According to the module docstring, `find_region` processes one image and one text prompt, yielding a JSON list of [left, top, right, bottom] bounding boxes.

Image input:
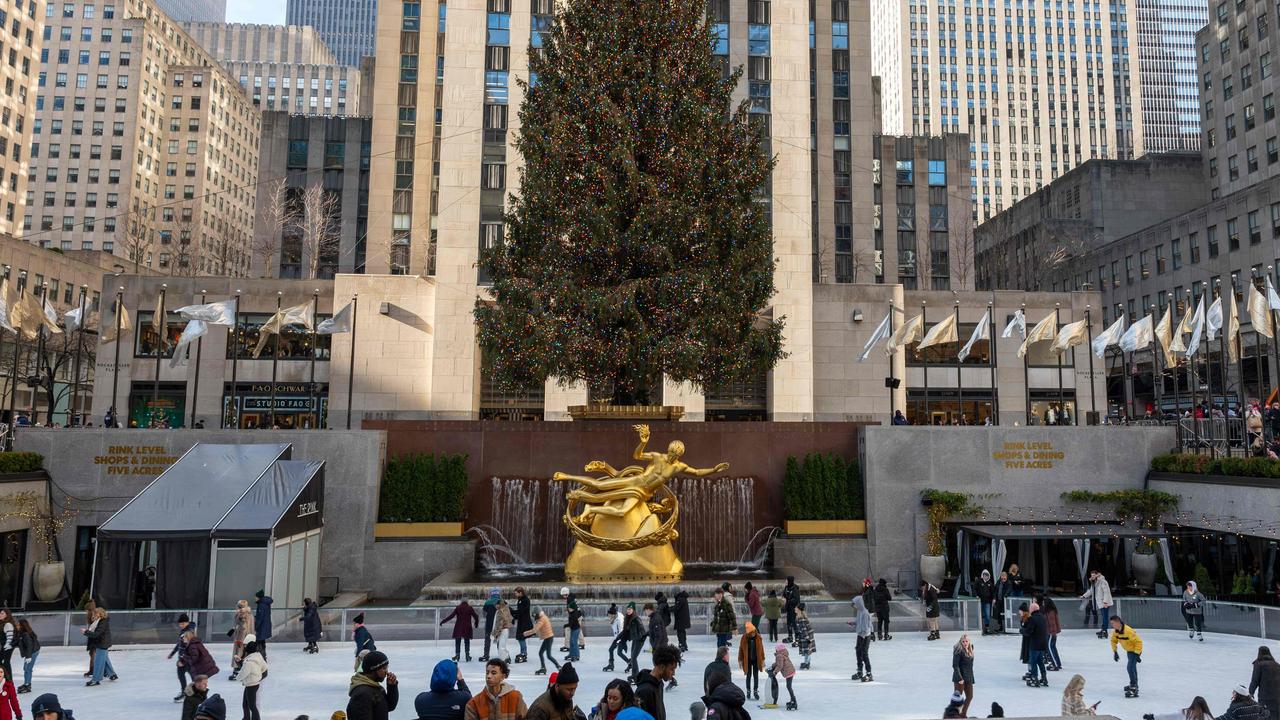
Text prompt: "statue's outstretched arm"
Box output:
[[682, 462, 731, 477]]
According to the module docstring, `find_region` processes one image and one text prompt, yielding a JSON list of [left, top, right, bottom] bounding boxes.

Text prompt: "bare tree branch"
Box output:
[[298, 184, 340, 279], [254, 179, 296, 278]]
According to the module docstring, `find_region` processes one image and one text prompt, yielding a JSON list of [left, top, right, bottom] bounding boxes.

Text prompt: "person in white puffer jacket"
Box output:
[[237, 635, 267, 720]]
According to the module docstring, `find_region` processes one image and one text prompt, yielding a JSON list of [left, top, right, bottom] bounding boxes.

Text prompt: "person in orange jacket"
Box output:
[[737, 622, 765, 701]]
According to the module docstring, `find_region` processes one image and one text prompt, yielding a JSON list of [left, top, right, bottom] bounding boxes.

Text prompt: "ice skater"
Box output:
[[603, 605, 627, 673], [711, 589, 736, 650], [1041, 596, 1062, 671], [1020, 602, 1048, 687], [623, 602, 646, 680], [764, 643, 797, 710], [782, 577, 800, 644], [762, 590, 782, 644], [793, 603, 815, 670], [1082, 570, 1114, 638], [353, 613, 376, 668], [873, 579, 893, 641], [301, 598, 321, 655], [975, 571, 996, 635], [1182, 581, 1206, 641], [514, 587, 533, 664], [1108, 615, 1143, 697], [952, 635, 974, 717], [526, 610, 559, 676], [737, 622, 765, 701], [480, 588, 500, 663], [442, 600, 479, 663], [491, 598, 513, 662], [920, 581, 941, 641], [850, 595, 873, 682], [673, 590, 691, 653]]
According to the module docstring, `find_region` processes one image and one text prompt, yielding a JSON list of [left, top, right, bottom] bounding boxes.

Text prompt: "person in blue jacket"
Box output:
[[414, 658, 472, 720], [252, 591, 273, 659], [301, 598, 322, 654], [354, 613, 377, 662]]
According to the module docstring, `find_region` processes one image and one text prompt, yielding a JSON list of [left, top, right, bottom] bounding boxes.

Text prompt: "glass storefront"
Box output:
[[128, 382, 187, 428], [222, 382, 329, 429]]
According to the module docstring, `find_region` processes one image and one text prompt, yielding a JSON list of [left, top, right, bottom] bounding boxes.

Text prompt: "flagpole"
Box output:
[[1232, 273, 1247, 421], [69, 286, 86, 426], [1086, 306, 1096, 423], [1022, 302, 1031, 425], [309, 289, 319, 429], [228, 290, 241, 429], [954, 300, 961, 423], [1124, 349, 1134, 421], [921, 300, 929, 424], [153, 284, 166, 426], [1150, 304, 1163, 419], [1270, 267, 1280, 417], [2, 265, 13, 435], [1186, 289, 1200, 451], [1055, 303, 1064, 424], [1218, 284, 1231, 455], [346, 294, 358, 430], [1169, 293, 1181, 421], [109, 284, 122, 428], [32, 283, 47, 426], [270, 291, 282, 429], [988, 300, 998, 425], [888, 300, 896, 423], [190, 290, 206, 429]]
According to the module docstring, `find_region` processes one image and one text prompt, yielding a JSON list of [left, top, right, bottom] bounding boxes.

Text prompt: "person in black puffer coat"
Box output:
[[673, 591, 691, 652], [1250, 646, 1280, 720], [301, 598, 322, 654], [702, 671, 749, 720], [872, 579, 892, 641], [1020, 602, 1049, 687], [513, 588, 533, 663], [974, 570, 996, 635]]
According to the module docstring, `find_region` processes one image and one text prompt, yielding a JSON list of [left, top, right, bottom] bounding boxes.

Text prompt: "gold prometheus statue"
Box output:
[[554, 423, 730, 582]]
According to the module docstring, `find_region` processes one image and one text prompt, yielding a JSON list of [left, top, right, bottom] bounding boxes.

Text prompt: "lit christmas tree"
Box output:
[[475, 0, 785, 405]]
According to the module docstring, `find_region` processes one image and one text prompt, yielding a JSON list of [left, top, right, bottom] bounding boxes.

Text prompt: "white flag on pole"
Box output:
[[168, 319, 209, 368], [857, 310, 893, 362], [175, 299, 237, 326], [1206, 297, 1223, 342], [1119, 314, 1154, 352], [1092, 314, 1126, 358], [317, 301, 354, 335], [1185, 297, 1207, 357], [1001, 308, 1026, 339], [957, 312, 990, 362]]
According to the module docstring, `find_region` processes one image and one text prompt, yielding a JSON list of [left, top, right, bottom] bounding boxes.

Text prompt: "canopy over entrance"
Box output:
[[961, 523, 1167, 541]]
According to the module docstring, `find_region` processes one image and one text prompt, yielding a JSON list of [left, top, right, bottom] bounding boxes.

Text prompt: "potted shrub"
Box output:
[[374, 453, 470, 538], [782, 454, 866, 535], [1061, 489, 1179, 588], [0, 490, 74, 601], [919, 489, 978, 587]]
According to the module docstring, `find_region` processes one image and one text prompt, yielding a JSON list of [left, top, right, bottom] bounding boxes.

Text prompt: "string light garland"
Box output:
[[474, 0, 784, 402], [0, 490, 76, 563]]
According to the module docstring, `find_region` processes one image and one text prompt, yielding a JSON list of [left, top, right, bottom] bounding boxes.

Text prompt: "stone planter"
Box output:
[[32, 561, 64, 602], [920, 554, 946, 588], [373, 522, 465, 539], [784, 520, 867, 536], [1131, 551, 1158, 588]]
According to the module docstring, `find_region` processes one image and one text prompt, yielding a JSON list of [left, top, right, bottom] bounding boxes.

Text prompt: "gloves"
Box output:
[[1113, 653, 1119, 662], [1136, 655, 1142, 663]]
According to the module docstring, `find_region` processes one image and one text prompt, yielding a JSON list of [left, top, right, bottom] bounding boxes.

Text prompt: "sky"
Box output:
[[226, 0, 285, 24]]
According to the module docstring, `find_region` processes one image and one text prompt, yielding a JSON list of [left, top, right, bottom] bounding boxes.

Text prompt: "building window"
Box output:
[[927, 159, 945, 186]]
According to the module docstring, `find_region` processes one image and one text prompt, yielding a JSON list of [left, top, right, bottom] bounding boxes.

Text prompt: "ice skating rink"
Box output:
[[24, 629, 1275, 719]]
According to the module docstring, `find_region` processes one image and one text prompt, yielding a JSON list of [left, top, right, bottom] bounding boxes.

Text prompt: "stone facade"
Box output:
[[0, 0, 44, 239]]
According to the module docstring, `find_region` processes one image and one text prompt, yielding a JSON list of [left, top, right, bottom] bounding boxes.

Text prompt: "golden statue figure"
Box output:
[[554, 424, 729, 582]]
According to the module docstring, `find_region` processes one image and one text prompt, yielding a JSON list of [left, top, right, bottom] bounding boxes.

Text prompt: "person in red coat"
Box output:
[[0, 666, 21, 720], [441, 600, 480, 662]]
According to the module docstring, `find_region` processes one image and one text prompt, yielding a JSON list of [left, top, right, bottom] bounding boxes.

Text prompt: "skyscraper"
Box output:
[[873, 0, 1142, 223], [155, 0, 224, 22], [285, 0, 376, 67], [1134, 0, 1207, 153], [0, 0, 45, 238]]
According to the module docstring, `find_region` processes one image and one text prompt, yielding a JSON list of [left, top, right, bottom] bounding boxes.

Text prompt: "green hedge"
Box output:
[[1151, 452, 1280, 479], [783, 453, 864, 521], [377, 453, 469, 523], [0, 452, 43, 473]]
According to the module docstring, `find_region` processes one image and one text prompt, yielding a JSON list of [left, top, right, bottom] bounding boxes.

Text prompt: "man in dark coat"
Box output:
[[673, 591, 691, 652], [414, 658, 471, 720], [703, 646, 732, 692], [252, 591, 273, 658], [872, 579, 892, 641], [635, 644, 680, 720], [348, 650, 399, 720], [441, 600, 480, 662], [180, 675, 209, 720], [781, 577, 800, 644], [702, 671, 748, 720], [974, 570, 997, 635], [525, 662, 580, 720], [655, 593, 672, 628], [514, 587, 533, 663], [1020, 602, 1049, 686], [302, 599, 322, 653]]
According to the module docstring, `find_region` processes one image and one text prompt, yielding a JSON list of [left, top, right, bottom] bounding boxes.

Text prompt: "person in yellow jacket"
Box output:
[[1109, 616, 1143, 696]]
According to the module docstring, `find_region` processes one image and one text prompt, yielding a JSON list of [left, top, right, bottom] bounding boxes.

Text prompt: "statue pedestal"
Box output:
[[564, 542, 684, 583]]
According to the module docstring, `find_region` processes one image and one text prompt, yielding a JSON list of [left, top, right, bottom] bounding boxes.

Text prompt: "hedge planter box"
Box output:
[[374, 522, 465, 539], [784, 520, 866, 536], [1148, 471, 1279, 486]]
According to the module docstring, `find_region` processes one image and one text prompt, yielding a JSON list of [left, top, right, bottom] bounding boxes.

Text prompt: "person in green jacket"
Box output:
[[710, 589, 737, 649], [762, 590, 783, 643]]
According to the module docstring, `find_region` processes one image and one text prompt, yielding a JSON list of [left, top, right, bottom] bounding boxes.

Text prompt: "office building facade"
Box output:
[[0, 0, 46, 239], [1134, 0, 1208, 153], [284, 0, 375, 67], [153, 0, 221, 22], [26, 0, 260, 276]]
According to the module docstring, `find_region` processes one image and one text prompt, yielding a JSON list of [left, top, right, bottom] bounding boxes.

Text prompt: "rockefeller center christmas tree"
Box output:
[[475, 0, 785, 405]]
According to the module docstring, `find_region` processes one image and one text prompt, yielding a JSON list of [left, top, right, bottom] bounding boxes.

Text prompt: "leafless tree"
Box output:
[[254, 178, 296, 278], [950, 224, 976, 290], [168, 206, 198, 277], [119, 207, 155, 273], [298, 184, 340, 279], [36, 322, 97, 425]]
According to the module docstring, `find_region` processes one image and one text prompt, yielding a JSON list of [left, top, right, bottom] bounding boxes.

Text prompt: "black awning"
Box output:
[[213, 460, 325, 540], [960, 523, 1166, 541]]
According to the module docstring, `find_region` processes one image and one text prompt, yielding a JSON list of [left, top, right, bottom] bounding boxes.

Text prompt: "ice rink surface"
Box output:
[[20, 629, 1275, 719]]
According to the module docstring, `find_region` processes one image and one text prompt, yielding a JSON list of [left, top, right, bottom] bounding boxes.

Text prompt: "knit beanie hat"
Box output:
[[361, 650, 390, 673], [556, 662, 579, 685], [194, 694, 228, 720]]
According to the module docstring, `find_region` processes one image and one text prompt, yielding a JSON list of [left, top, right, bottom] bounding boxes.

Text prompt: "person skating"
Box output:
[[491, 599, 513, 663], [167, 613, 197, 699], [1021, 602, 1049, 687], [1060, 674, 1099, 716], [0, 667, 17, 720], [736, 622, 764, 701], [180, 674, 209, 720], [13, 619, 37, 695], [624, 603, 647, 681], [180, 631, 219, 693], [702, 671, 748, 720], [673, 591, 691, 652], [1042, 596, 1063, 671], [710, 590, 736, 649], [763, 643, 796, 711], [635, 644, 679, 720], [526, 661, 580, 720], [793, 603, 815, 670], [238, 636, 267, 720], [82, 607, 115, 686], [442, 600, 480, 662], [229, 600, 254, 681], [703, 646, 731, 690], [464, 658, 526, 720], [0, 610, 13, 685], [252, 591, 273, 659], [526, 610, 560, 675], [1182, 581, 1207, 642], [514, 588, 533, 664], [647, 604, 668, 657], [849, 595, 873, 682], [743, 584, 763, 630], [1250, 646, 1280, 720], [761, 591, 782, 644], [415, 658, 472, 720], [589, 678, 635, 720], [347, 650, 398, 720], [604, 605, 627, 673], [920, 581, 941, 641], [872, 579, 892, 641], [481, 589, 501, 663], [1219, 685, 1271, 720], [563, 600, 583, 662], [656, 593, 672, 630], [302, 598, 322, 654], [975, 570, 996, 635], [781, 577, 800, 645], [859, 578, 875, 633], [353, 613, 377, 668], [1108, 615, 1143, 697], [1082, 571, 1114, 638], [951, 635, 974, 717], [995, 572, 1011, 634]]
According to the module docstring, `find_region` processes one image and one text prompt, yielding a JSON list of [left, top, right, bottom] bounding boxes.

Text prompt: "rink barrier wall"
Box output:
[[21, 597, 1280, 647]]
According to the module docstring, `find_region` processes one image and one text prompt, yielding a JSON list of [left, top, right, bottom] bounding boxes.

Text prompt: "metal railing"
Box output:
[[1002, 596, 1280, 641], [1174, 417, 1259, 456]]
